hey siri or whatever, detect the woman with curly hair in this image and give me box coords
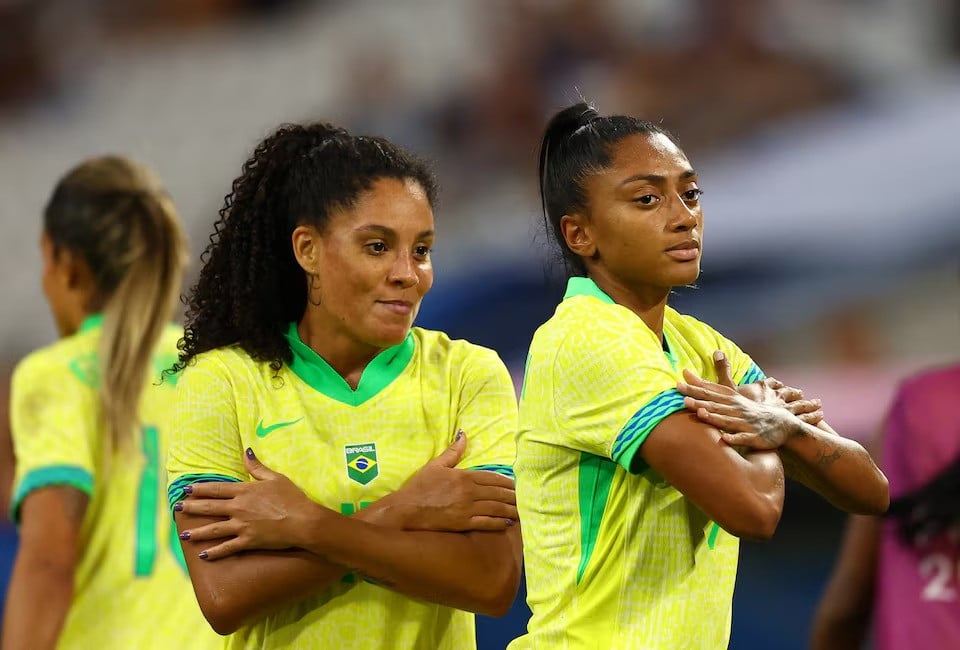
[166,123,522,649]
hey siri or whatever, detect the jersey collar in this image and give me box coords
[563,277,615,304]
[78,313,104,333]
[283,322,415,406]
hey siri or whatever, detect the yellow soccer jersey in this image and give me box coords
[167,324,518,650]
[9,315,220,650]
[511,278,765,650]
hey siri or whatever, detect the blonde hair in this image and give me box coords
[44,156,188,452]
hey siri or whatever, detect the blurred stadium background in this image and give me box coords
[1,1,958,648]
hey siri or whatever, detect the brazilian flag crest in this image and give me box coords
[345,443,379,485]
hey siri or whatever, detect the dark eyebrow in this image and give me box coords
[619,169,697,186]
[354,224,435,239]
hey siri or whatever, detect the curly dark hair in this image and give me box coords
[173,122,438,374]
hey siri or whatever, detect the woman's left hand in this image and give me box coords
[176,449,322,560]
[677,354,802,450]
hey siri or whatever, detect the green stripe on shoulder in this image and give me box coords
[11,465,94,524]
[167,473,242,509]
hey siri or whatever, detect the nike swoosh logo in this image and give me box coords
[255,417,303,438]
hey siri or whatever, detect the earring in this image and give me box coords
[307,273,322,307]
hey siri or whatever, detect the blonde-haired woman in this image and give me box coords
[2,156,219,649]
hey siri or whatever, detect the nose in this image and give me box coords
[669,195,699,232]
[388,252,419,288]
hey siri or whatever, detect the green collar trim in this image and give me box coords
[563,277,615,304]
[284,322,415,406]
[78,313,104,333]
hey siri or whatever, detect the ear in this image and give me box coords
[59,248,89,292]
[291,225,321,274]
[559,213,596,261]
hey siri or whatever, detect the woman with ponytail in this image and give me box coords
[166,122,521,649]
[2,156,219,649]
[812,363,960,650]
[510,102,888,649]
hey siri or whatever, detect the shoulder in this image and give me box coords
[666,307,757,372]
[899,363,960,393]
[894,363,960,409]
[12,332,98,392]
[665,307,728,347]
[412,328,508,377]
[551,299,660,366]
[178,345,266,387]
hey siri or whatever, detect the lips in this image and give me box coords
[666,239,700,252]
[665,240,700,262]
[377,300,414,315]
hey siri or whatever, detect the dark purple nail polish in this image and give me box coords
[173,502,183,512]
[179,531,191,540]
[506,519,516,526]
[199,550,208,560]
[183,485,193,495]
[246,447,256,459]
[455,430,463,441]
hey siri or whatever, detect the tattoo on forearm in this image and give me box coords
[816,445,843,468]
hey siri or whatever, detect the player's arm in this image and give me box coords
[174,497,402,635]
[778,422,888,515]
[2,487,87,650]
[638,412,785,540]
[179,435,521,633]
[680,355,889,515]
[555,331,785,540]
[809,514,880,649]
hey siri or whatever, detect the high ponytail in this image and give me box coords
[175,122,437,374]
[44,157,188,453]
[537,101,679,276]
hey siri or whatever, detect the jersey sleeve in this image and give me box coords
[166,353,246,509]
[552,324,686,475]
[9,351,99,523]
[454,346,518,479]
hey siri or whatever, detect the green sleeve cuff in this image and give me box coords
[11,465,94,523]
[167,473,242,510]
[612,389,687,474]
[739,362,766,385]
[466,464,515,479]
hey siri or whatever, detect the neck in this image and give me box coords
[297,313,383,389]
[588,268,671,340]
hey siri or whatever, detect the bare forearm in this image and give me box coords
[734,449,785,539]
[178,497,402,634]
[810,565,874,650]
[298,512,522,617]
[1,554,74,650]
[743,448,786,495]
[810,603,872,650]
[810,514,879,650]
[782,422,889,515]
[184,546,350,634]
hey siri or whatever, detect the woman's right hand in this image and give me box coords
[390,431,518,533]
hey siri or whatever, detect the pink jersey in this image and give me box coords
[875,364,960,650]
